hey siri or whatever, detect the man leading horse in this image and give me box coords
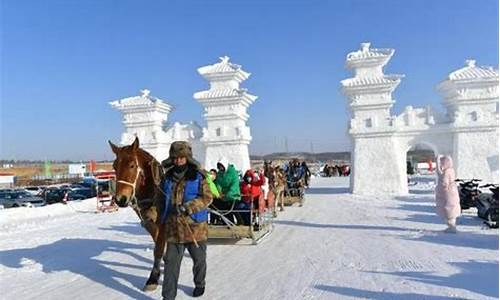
[109,138,212,299]
[160,141,213,300]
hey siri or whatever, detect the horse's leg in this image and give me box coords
[139,207,165,291]
[143,221,165,291]
[272,190,278,217]
[279,189,285,211]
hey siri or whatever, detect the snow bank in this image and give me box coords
[0,198,98,232]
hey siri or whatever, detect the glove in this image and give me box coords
[175,204,189,217]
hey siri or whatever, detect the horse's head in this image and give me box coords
[109,137,145,208]
[263,160,274,178]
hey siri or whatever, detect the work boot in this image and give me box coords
[193,286,205,297]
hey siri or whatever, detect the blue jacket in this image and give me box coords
[288,166,304,182]
[161,172,208,224]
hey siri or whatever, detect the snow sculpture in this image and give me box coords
[437,59,499,182]
[194,56,258,171]
[110,89,205,163]
[341,43,499,195]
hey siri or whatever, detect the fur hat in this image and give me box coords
[161,141,200,169]
[169,141,193,159]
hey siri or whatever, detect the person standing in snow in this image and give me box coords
[301,161,311,188]
[435,155,461,233]
[160,141,213,299]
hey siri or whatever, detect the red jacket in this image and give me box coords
[240,169,265,204]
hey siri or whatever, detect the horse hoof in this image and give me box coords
[143,283,158,292]
[280,208,284,212]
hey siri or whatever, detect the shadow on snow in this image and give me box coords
[402,230,499,251]
[99,221,149,237]
[305,187,350,195]
[274,220,417,232]
[366,260,499,299]
[315,284,459,300]
[0,238,155,299]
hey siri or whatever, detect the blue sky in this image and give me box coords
[1,0,498,160]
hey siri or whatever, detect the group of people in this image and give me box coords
[284,159,311,189]
[158,141,313,300]
[206,158,266,227]
[207,158,312,225]
[322,164,350,177]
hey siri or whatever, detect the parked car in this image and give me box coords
[0,191,45,208]
[24,186,45,196]
[69,184,86,190]
[43,188,67,204]
[43,187,93,204]
[70,188,93,199]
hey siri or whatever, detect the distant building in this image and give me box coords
[0,173,15,188]
[68,163,86,176]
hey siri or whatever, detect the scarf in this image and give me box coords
[171,164,188,183]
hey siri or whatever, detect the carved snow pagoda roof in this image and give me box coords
[109,89,173,111]
[446,60,498,82]
[437,60,499,101]
[194,88,254,99]
[341,75,403,87]
[346,43,395,69]
[197,56,250,81]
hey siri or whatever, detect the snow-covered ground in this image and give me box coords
[0,176,498,300]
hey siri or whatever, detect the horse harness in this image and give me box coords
[116,156,163,224]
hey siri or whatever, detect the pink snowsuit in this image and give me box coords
[435,156,461,220]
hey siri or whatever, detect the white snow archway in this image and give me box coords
[341,43,499,195]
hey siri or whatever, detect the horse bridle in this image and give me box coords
[115,155,166,224]
[116,157,144,211]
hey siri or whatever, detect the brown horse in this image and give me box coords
[108,137,165,291]
[263,160,275,189]
[263,161,286,216]
[273,166,286,214]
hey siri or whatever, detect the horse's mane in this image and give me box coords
[137,147,158,165]
[120,144,158,165]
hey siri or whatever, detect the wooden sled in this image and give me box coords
[208,193,273,245]
[283,185,305,207]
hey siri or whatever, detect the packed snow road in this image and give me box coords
[0,177,498,300]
